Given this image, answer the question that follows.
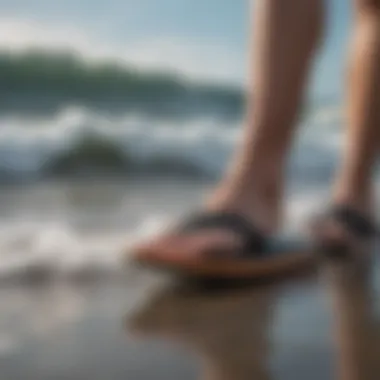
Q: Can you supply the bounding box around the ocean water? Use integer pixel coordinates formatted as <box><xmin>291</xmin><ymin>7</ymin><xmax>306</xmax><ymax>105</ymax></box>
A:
<box><xmin>0</xmin><ymin>51</ymin><xmax>343</xmax><ymax>185</ymax></box>
<box><xmin>0</xmin><ymin>50</ymin><xmax>363</xmax><ymax>283</ymax></box>
<box><xmin>0</xmin><ymin>98</ymin><xmax>351</xmax><ymax>283</ymax></box>
<box><xmin>0</xmin><ymin>102</ymin><xmax>342</xmax><ymax>181</ymax></box>
<box><xmin>2</xmin><ymin>85</ymin><xmax>380</xmax><ymax>380</ymax></box>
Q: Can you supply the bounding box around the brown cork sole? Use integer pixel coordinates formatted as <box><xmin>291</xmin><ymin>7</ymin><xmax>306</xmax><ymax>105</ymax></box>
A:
<box><xmin>132</xmin><ymin>249</ymin><xmax>316</xmax><ymax>279</ymax></box>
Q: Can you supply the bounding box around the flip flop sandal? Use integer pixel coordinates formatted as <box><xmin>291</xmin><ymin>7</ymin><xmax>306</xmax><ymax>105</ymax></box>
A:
<box><xmin>311</xmin><ymin>205</ymin><xmax>378</xmax><ymax>260</ymax></box>
<box><xmin>133</xmin><ymin>211</ymin><xmax>314</xmax><ymax>280</ymax></box>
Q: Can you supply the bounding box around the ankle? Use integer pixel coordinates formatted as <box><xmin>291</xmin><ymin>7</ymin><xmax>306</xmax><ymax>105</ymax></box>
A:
<box><xmin>212</xmin><ymin>173</ymin><xmax>283</xmax><ymax>206</ymax></box>
<box><xmin>206</xmin><ymin>177</ymin><xmax>284</xmax><ymax>234</ymax></box>
<box><xmin>333</xmin><ymin>188</ymin><xmax>374</xmax><ymax>216</ymax></box>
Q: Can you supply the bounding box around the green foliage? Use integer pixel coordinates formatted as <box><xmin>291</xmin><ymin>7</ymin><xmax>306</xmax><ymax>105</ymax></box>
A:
<box><xmin>0</xmin><ymin>49</ymin><xmax>242</xmax><ymax>107</ymax></box>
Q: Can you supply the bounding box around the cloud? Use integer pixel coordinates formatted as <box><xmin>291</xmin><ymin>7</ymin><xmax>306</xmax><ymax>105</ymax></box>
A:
<box><xmin>0</xmin><ymin>17</ymin><xmax>245</xmax><ymax>84</ymax></box>
<box><xmin>0</xmin><ymin>18</ymin><xmax>89</xmax><ymax>52</ymax></box>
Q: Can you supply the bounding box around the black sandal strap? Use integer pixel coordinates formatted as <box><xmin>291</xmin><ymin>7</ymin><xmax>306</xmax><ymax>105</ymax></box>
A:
<box><xmin>178</xmin><ymin>212</ymin><xmax>267</xmax><ymax>256</ymax></box>
<box><xmin>329</xmin><ymin>205</ymin><xmax>377</xmax><ymax>239</ymax></box>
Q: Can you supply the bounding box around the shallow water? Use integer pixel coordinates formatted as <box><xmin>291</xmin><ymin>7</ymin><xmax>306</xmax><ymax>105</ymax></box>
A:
<box><xmin>0</xmin><ymin>258</ymin><xmax>379</xmax><ymax>380</ymax></box>
<box><xmin>0</xmin><ymin>177</ymin><xmax>334</xmax><ymax>282</ymax></box>
<box><xmin>0</xmin><ymin>178</ymin><xmax>379</xmax><ymax>379</ymax></box>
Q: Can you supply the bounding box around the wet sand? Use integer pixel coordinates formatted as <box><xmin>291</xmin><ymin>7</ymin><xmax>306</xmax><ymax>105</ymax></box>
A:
<box><xmin>0</xmin><ymin>257</ymin><xmax>379</xmax><ymax>380</ymax></box>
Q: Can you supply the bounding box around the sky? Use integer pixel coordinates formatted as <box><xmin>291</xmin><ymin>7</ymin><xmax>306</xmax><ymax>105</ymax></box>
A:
<box><xmin>0</xmin><ymin>0</ymin><xmax>351</xmax><ymax>99</ymax></box>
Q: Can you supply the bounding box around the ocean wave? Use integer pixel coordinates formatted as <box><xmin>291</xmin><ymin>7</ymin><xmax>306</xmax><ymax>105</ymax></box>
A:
<box><xmin>0</xmin><ymin>131</ymin><xmax>210</xmax><ymax>180</ymax></box>
<box><xmin>0</xmin><ymin>104</ymin><xmax>343</xmax><ymax>182</ymax></box>
<box><xmin>0</xmin><ymin>188</ymin><xmax>330</xmax><ymax>284</ymax></box>
<box><xmin>44</xmin><ymin>135</ymin><xmax>130</xmax><ymax>176</ymax></box>
<box><xmin>0</xmin><ymin>221</ymin><xmax>127</xmax><ymax>284</ymax></box>
<box><xmin>44</xmin><ymin>135</ymin><xmax>208</xmax><ymax>178</ymax></box>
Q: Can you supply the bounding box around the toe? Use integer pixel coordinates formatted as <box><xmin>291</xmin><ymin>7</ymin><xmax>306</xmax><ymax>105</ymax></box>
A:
<box><xmin>134</xmin><ymin>230</ymin><xmax>243</xmax><ymax>265</ymax></box>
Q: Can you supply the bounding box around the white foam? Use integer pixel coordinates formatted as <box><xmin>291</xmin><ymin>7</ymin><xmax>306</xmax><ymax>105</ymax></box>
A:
<box><xmin>0</xmin><ymin>101</ymin><xmax>348</xmax><ymax>280</ymax></box>
<box><xmin>0</xmin><ymin>103</ymin><xmax>343</xmax><ymax>179</ymax></box>
<box><xmin>0</xmin><ymin>221</ymin><xmax>131</xmax><ymax>282</ymax></box>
